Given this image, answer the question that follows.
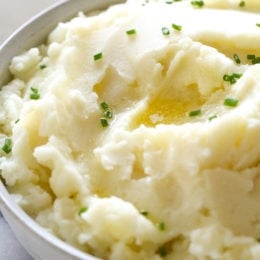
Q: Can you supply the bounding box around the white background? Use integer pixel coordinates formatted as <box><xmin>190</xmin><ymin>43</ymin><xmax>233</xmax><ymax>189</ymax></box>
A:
<box><xmin>0</xmin><ymin>1</ymin><xmax>59</xmax><ymax>259</ymax></box>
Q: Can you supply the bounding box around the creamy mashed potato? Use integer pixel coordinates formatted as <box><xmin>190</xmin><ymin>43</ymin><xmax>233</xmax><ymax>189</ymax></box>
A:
<box><xmin>0</xmin><ymin>0</ymin><xmax>260</xmax><ymax>259</ymax></box>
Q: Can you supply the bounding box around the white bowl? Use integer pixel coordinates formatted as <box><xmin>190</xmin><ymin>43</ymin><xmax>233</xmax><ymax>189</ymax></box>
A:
<box><xmin>0</xmin><ymin>0</ymin><xmax>124</xmax><ymax>259</ymax></box>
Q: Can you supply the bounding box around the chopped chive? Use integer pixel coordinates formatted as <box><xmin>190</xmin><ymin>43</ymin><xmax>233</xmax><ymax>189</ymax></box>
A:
<box><xmin>252</xmin><ymin>57</ymin><xmax>260</xmax><ymax>64</ymax></box>
<box><xmin>39</xmin><ymin>64</ymin><xmax>47</xmax><ymax>70</ymax></box>
<box><xmin>2</xmin><ymin>138</ymin><xmax>12</xmax><ymax>154</ymax></box>
<box><xmin>104</xmin><ymin>110</ymin><xmax>113</xmax><ymax>119</ymax></box>
<box><xmin>189</xmin><ymin>109</ymin><xmax>201</xmax><ymax>117</ymax></box>
<box><xmin>233</xmin><ymin>54</ymin><xmax>241</xmax><ymax>64</ymax></box>
<box><xmin>14</xmin><ymin>119</ymin><xmax>20</xmax><ymax>124</ymax></box>
<box><xmin>246</xmin><ymin>54</ymin><xmax>260</xmax><ymax>64</ymax></box>
<box><xmin>140</xmin><ymin>210</ymin><xmax>149</xmax><ymax>217</ymax></box>
<box><xmin>191</xmin><ymin>0</ymin><xmax>204</xmax><ymax>7</ymax></box>
<box><xmin>224</xmin><ymin>98</ymin><xmax>239</xmax><ymax>107</ymax></box>
<box><xmin>157</xmin><ymin>222</ymin><xmax>166</xmax><ymax>231</ymax></box>
<box><xmin>223</xmin><ymin>74</ymin><xmax>231</xmax><ymax>82</ymax></box>
<box><xmin>93</xmin><ymin>52</ymin><xmax>103</xmax><ymax>61</ymax></box>
<box><xmin>247</xmin><ymin>54</ymin><xmax>255</xmax><ymax>60</ymax></box>
<box><xmin>78</xmin><ymin>207</ymin><xmax>88</xmax><ymax>216</ymax></box>
<box><xmin>165</xmin><ymin>0</ymin><xmax>173</xmax><ymax>4</ymax></box>
<box><xmin>99</xmin><ymin>101</ymin><xmax>113</xmax><ymax>127</ymax></box>
<box><xmin>126</xmin><ymin>29</ymin><xmax>136</xmax><ymax>35</ymax></box>
<box><xmin>229</xmin><ymin>77</ymin><xmax>237</xmax><ymax>84</ymax></box>
<box><xmin>100</xmin><ymin>101</ymin><xmax>109</xmax><ymax>111</ymax></box>
<box><xmin>256</xmin><ymin>23</ymin><xmax>260</xmax><ymax>27</ymax></box>
<box><xmin>208</xmin><ymin>115</ymin><xmax>217</xmax><ymax>121</ymax></box>
<box><xmin>223</xmin><ymin>73</ymin><xmax>242</xmax><ymax>84</ymax></box>
<box><xmin>172</xmin><ymin>23</ymin><xmax>182</xmax><ymax>31</ymax></box>
<box><xmin>161</xmin><ymin>27</ymin><xmax>170</xmax><ymax>35</ymax></box>
<box><xmin>239</xmin><ymin>1</ymin><xmax>245</xmax><ymax>7</ymax></box>
<box><xmin>30</xmin><ymin>87</ymin><xmax>40</xmax><ymax>100</ymax></box>
<box><xmin>232</xmin><ymin>73</ymin><xmax>242</xmax><ymax>79</ymax></box>
<box><xmin>100</xmin><ymin>118</ymin><xmax>109</xmax><ymax>127</ymax></box>
<box><xmin>158</xmin><ymin>246</ymin><xmax>168</xmax><ymax>257</ymax></box>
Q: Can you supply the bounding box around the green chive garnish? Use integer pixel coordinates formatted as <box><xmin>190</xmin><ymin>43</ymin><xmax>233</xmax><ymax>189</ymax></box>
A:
<box><xmin>224</xmin><ymin>98</ymin><xmax>239</xmax><ymax>107</ymax></box>
<box><xmin>172</xmin><ymin>23</ymin><xmax>182</xmax><ymax>31</ymax></box>
<box><xmin>93</xmin><ymin>52</ymin><xmax>103</xmax><ymax>61</ymax></box>
<box><xmin>233</xmin><ymin>54</ymin><xmax>241</xmax><ymax>64</ymax></box>
<box><xmin>161</xmin><ymin>27</ymin><xmax>170</xmax><ymax>35</ymax></box>
<box><xmin>100</xmin><ymin>101</ymin><xmax>109</xmax><ymax>111</ymax></box>
<box><xmin>157</xmin><ymin>222</ymin><xmax>166</xmax><ymax>231</ymax></box>
<box><xmin>2</xmin><ymin>138</ymin><xmax>12</xmax><ymax>154</ymax></box>
<box><xmin>191</xmin><ymin>0</ymin><xmax>204</xmax><ymax>7</ymax></box>
<box><xmin>39</xmin><ymin>64</ymin><xmax>47</xmax><ymax>70</ymax></box>
<box><xmin>100</xmin><ymin>118</ymin><xmax>109</xmax><ymax>127</ymax></box>
<box><xmin>126</xmin><ymin>29</ymin><xmax>136</xmax><ymax>35</ymax></box>
<box><xmin>239</xmin><ymin>1</ymin><xmax>245</xmax><ymax>7</ymax></box>
<box><xmin>158</xmin><ymin>246</ymin><xmax>168</xmax><ymax>257</ymax></box>
<box><xmin>223</xmin><ymin>73</ymin><xmax>242</xmax><ymax>84</ymax></box>
<box><xmin>256</xmin><ymin>23</ymin><xmax>260</xmax><ymax>27</ymax></box>
<box><xmin>99</xmin><ymin>101</ymin><xmax>113</xmax><ymax>127</ymax></box>
<box><xmin>189</xmin><ymin>109</ymin><xmax>201</xmax><ymax>117</ymax></box>
<box><xmin>208</xmin><ymin>115</ymin><xmax>217</xmax><ymax>121</ymax></box>
<box><xmin>247</xmin><ymin>54</ymin><xmax>260</xmax><ymax>64</ymax></box>
<box><xmin>140</xmin><ymin>210</ymin><xmax>149</xmax><ymax>217</ymax></box>
<box><xmin>104</xmin><ymin>110</ymin><xmax>113</xmax><ymax>119</ymax></box>
<box><xmin>247</xmin><ymin>54</ymin><xmax>255</xmax><ymax>60</ymax></box>
<box><xmin>252</xmin><ymin>57</ymin><xmax>260</xmax><ymax>64</ymax></box>
<box><xmin>78</xmin><ymin>207</ymin><xmax>88</xmax><ymax>216</ymax></box>
<box><xmin>30</xmin><ymin>87</ymin><xmax>40</xmax><ymax>100</ymax></box>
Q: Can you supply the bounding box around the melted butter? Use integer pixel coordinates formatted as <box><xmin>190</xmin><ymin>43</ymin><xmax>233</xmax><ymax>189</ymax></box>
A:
<box><xmin>130</xmin><ymin>84</ymin><xmax>206</xmax><ymax>128</ymax></box>
<box><xmin>137</xmin><ymin>98</ymin><xmax>189</xmax><ymax>126</ymax></box>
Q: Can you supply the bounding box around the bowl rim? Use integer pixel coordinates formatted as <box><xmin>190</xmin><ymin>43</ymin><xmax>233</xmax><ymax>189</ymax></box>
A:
<box><xmin>0</xmin><ymin>0</ymin><xmax>124</xmax><ymax>259</ymax></box>
<box><xmin>0</xmin><ymin>0</ymin><xmax>125</xmax><ymax>86</ymax></box>
<box><xmin>0</xmin><ymin>181</ymin><xmax>98</xmax><ymax>260</ymax></box>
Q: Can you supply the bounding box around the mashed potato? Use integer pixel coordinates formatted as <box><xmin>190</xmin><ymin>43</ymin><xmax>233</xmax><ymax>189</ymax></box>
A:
<box><xmin>0</xmin><ymin>0</ymin><xmax>260</xmax><ymax>259</ymax></box>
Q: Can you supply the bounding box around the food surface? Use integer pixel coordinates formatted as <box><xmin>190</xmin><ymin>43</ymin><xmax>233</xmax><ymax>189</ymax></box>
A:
<box><xmin>0</xmin><ymin>0</ymin><xmax>260</xmax><ymax>259</ymax></box>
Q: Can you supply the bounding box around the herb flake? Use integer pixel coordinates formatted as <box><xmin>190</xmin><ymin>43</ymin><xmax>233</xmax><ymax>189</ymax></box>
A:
<box><xmin>233</xmin><ymin>54</ymin><xmax>241</xmax><ymax>64</ymax></box>
<box><xmin>172</xmin><ymin>23</ymin><xmax>182</xmax><ymax>31</ymax></box>
<box><xmin>161</xmin><ymin>27</ymin><xmax>170</xmax><ymax>35</ymax></box>
<box><xmin>239</xmin><ymin>1</ymin><xmax>245</xmax><ymax>7</ymax></box>
<box><xmin>100</xmin><ymin>101</ymin><xmax>109</xmax><ymax>111</ymax></box>
<box><xmin>208</xmin><ymin>115</ymin><xmax>217</xmax><ymax>121</ymax></box>
<box><xmin>157</xmin><ymin>222</ymin><xmax>166</xmax><ymax>231</ymax></box>
<box><xmin>78</xmin><ymin>207</ymin><xmax>88</xmax><ymax>216</ymax></box>
<box><xmin>30</xmin><ymin>87</ymin><xmax>40</xmax><ymax>100</ymax></box>
<box><xmin>99</xmin><ymin>101</ymin><xmax>113</xmax><ymax>127</ymax></box>
<box><xmin>100</xmin><ymin>118</ymin><xmax>109</xmax><ymax>127</ymax></box>
<box><xmin>2</xmin><ymin>138</ymin><xmax>12</xmax><ymax>154</ymax></box>
<box><xmin>140</xmin><ymin>210</ymin><xmax>149</xmax><ymax>217</ymax></box>
<box><xmin>223</xmin><ymin>73</ymin><xmax>242</xmax><ymax>84</ymax></box>
<box><xmin>191</xmin><ymin>0</ymin><xmax>204</xmax><ymax>7</ymax></box>
<box><xmin>224</xmin><ymin>98</ymin><xmax>239</xmax><ymax>107</ymax></box>
<box><xmin>189</xmin><ymin>109</ymin><xmax>202</xmax><ymax>117</ymax></box>
<box><xmin>93</xmin><ymin>52</ymin><xmax>103</xmax><ymax>61</ymax></box>
<box><xmin>126</xmin><ymin>29</ymin><xmax>136</xmax><ymax>35</ymax></box>
<box><xmin>39</xmin><ymin>64</ymin><xmax>47</xmax><ymax>70</ymax></box>
<box><xmin>158</xmin><ymin>246</ymin><xmax>168</xmax><ymax>257</ymax></box>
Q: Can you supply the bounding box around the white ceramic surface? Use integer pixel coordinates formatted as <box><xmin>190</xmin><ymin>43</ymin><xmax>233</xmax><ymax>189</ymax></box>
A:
<box><xmin>0</xmin><ymin>0</ymin><xmax>124</xmax><ymax>259</ymax></box>
<box><xmin>0</xmin><ymin>0</ymin><xmax>59</xmax><ymax>45</ymax></box>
